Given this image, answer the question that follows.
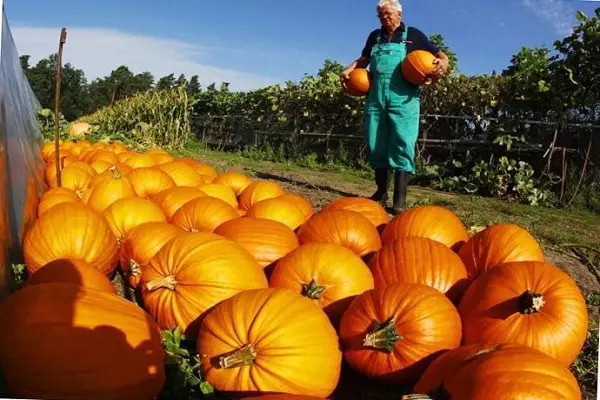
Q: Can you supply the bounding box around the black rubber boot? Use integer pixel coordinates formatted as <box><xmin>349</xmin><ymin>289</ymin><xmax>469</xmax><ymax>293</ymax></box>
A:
<box><xmin>391</xmin><ymin>171</ymin><xmax>410</xmax><ymax>214</ymax></box>
<box><xmin>369</xmin><ymin>168</ymin><xmax>389</xmax><ymax>206</ymax></box>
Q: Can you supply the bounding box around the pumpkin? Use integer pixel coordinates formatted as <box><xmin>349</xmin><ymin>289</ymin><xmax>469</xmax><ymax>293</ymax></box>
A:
<box><xmin>401</xmin><ymin>50</ymin><xmax>437</xmax><ymax>86</ymax></box>
<box><xmin>103</xmin><ymin>197</ymin><xmax>167</xmax><ymax>242</ymax></box>
<box><xmin>339</xmin><ymin>282</ymin><xmax>462</xmax><ymax>384</ymax></box>
<box><xmin>239</xmin><ymin>395</ymin><xmax>324</xmax><ymax>400</ymax></box>
<box><xmin>458</xmin><ymin>223</ymin><xmax>545</xmax><ymax>281</ymax></box>
<box><xmin>89</xmin><ymin>159</ymin><xmax>113</xmax><ymax>174</ymax></box>
<box><xmin>126</xmin><ymin>167</ymin><xmax>176</xmax><ymax>199</ymax></box>
<box><xmin>458</xmin><ymin>261</ymin><xmax>588</xmax><ymax>366</ymax></box>
<box><xmin>68</xmin><ymin>121</ymin><xmax>91</xmax><ymax>136</ymax></box>
<box><xmin>368</xmin><ymin>237</ymin><xmax>468</xmax><ymax>303</ymax></box>
<box><xmin>123</xmin><ymin>153</ymin><xmax>156</xmax><ymax>169</ymax></box>
<box><xmin>120</xmin><ymin>222</ymin><xmax>182</xmax><ymax>289</ymax></box>
<box><xmin>157</xmin><ymin>160</ymin><xmax>207</xmax><ymax>187</ymax></box>
<box><xmin>278</xmin><ymin>193</ymin><xmax>314</xmax><ymax>220</ymax></box>
<box><xmin>246</xmin><ymin>197</ymin><xmax>306</xmax><ymax>231</ymax></box>
<box><xmin>197</xmin><ymin>288</ymin><xmax>342</xmax><ymax>397</ymax></box>
<box><xmin>270</xmin><ymin>242</ymin><xmax>373</xmax><ymax>325</ymax></box>
<box><xmin>297</xmin><ymin>209</ymin><xmax>382</xmax><ymax>258</ymax></box>
<box><xmin>381</xmin><ymin>205</ymin><xmax>469</xmax><ymax>251</ymax></box>
<box><xmin>346</xmin><ymin>68</ymin><xmax>371</xmax><ymax>96</ymax></box>
<box><xmin>214</xmin><ymin>217</ymin><xmax>299</xmax><ymax>269</ymax></box>
<box><xmin>148</xmin><ymin>152</ymin><xmax>174</xmax><ymax>165</ymax></box>
<box><xmin>238</xmin><ymin>180</ymin><xmax>284</xmax><ymax>211</ymax></box>
<box><xmin>85</xmin><ymin>166</ymin><xmax>135</xmax><ymax>213</ymax></box>
<box><xmin>188</xmin><ymin>161</ymin><xmax>219</xmax><ymax>182</ymax></box>
<box><xmin>140</xmin><ymin>232</ymin><xmax>268</xmax><ymax>335</ymax></box>
<box><xmin>23</xmin><ymin>202</ymin><xmax>119</xmax><ymax>276</ymax></box>
<box><xmin>0</xmin><ymin>282</ymin><xmax>165</xmax><ymax>400</ymax></box>
<box><xmin>37</xmin><ymin>187</ymin><xmax>80</xmax><ymax>216</ymax></box>
<box><xmin>49</xmin><ymin>165</ymin><xmax>92</xmax><ymax>196</ymax></box>
<box><xmin>322</xmin><ymin>196</ymin><xmax>389</xmax><ymax>229</ymax></box>
<box><xmin>213</xmin><ymin>171</ymin><xmax>253</xmax><ymax>196</ymax></box>
<box><xmin>27</xmin><ymin>258</ymin><xmax>117</xmax><ymax>294</ymax></box>
<box><xmin>171</xmin><ymin>196</ymin><xmax>240</xmax><ymax>233</ymax></box>
<box><xmin>198</xmin><ymin>183</ymin><xmax>239</xmax><ymax>208</ymax></box>
<box><xmin>407</xmin><ymin>343</ymin><xmax>581</xmax><ymax>400</ymax></box>
<box><xmin>87</xmin><ymin>149</ymin><xmax>119</xmax><ymax>165</ymax></box>
<box><xmin>150</xmin><ymin>186</ymin><xmax>206</xmax><ymax>220</ymax></box>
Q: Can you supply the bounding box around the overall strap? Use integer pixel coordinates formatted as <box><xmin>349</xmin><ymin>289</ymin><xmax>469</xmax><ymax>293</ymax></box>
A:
<box><xmin>401</xmin><ymin>27</ymin><xmax>408</xmax><ymax>42</ymax></box>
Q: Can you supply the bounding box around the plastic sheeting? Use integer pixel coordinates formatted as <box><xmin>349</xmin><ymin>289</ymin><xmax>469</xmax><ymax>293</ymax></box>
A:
<box><xmin>0</xmin><ymin>1</ymin><xmax>45</xmax><ymax>300</ymax></box>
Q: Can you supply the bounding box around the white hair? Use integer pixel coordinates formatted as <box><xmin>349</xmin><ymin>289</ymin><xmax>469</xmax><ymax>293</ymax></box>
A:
<box><xmin>377</xmin><ymin>0</ymin><xmax>402</xmax><ymax>12</ymax></box>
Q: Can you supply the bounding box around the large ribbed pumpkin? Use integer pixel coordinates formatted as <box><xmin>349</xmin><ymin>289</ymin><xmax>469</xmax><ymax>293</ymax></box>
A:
<box><xmin>197</xmin><ymin>288</ymin><xmax>342</xmax><ymax>398</ymax></box>
<box><xmin>246</xmin><ymin>197</ymin><xmax>306</xmax><ymax>231</ymax></box>
<box><xmin>213</xmin><ymin>171</ymin><xmax>253</xmax><ymax>196</ymax></box>
<box><xmin>140</xmin><ymin>232</ymin><xmax>268</xmax><ymax>335</ymax></box>
<box><xmin>171</xmin><ymin>196</ymin><xmax>240</xmax><ymax>233</ymax></box>
<box><xmin>23</xmin><ymin>203</ymin><xmax>119</xmax><ymax>276</ymax></box>
<box><xmin>408</xmin><ymin>343</ymin><xmax>581</xmax><ymax>400</ymax></box>
<box><xmin>157</xmin><ymin>160</ymin><xmax>207</xmax><ymax>187</ymax></box>
<box><xmin>269</xmin><ymin>242</ymin><xmax>374</xmax><ymax>325</ymax></box>
<box><xmin>37</xmin><ymin>187</ymin><xmax>80</xmax><ymax>216</ymax></box>
<box><xmin>381</xmin><ymin>205</ymin><xmax>469</xmax><ymax>251</ymax></box>
<box><xmin>150</xmin><ymin>186</ymin><xmax>206</xmax><ymax>220</ymax></box>
<box><xmin>126</xmin><ymin>167</ymin><xmax>176</xmax><ymax>199</ymax></box>
<box><xmin>278</xmin><ymin>193</ymin><xmax>314</xmax><ymax>221</ymax></box>
<box><xmin>27</xmin><ymin>259</ymin><xmax>117</xmax><ymax>294</ymax></box>
<box><xmin>213</xmin><ymin>217</ymin><xmax>299</xmax><ymax>269</ymax></box>
<box><xmin>84</xmin><ymin>166</ymin><xmax>135</xmax><ymax>213</ymax></box>
<box><xmin>198</xmin><ymin>183</ymin><xmax>239</xmax><ymax>209</ymax></box>
<box><xmin>103</xmin><ymin>197</ymin><xmax>167</xmax><ymax>242</ymax></box>
<box><xmin>339</xmin><ymin>282</ymin><xmax>462</xmax><ymax>385</ymax></box>
<box><xmin>458</xmin><ymin>223</ymin><xmax>545</xmax><ymax>281</ymax></box>
<box><xmin>401</xmin><ymin>50</ymin><xmax>437</xmax><ymax>86</ymax></box>
<box><xmin>368</xmin><ymin>237</ymin><xmax>468</xmax><ymax>303</ymax></box>
<box><xmin>322</xmin><ymin>196</ymin><xmax>389</xmax><ymax>229</ymax></box>
<box><xmin>0</xmin><ymin>282</ymin><xmax>166</xmax><ymax>400</ymax></box>
<box><xmin>297</xmin><ymin>209</ymin><xmax>382</xmax><ymax>258</ymax></box>
<box><xmin>238</xmin><ymin>180</ymin><xmax>284</xmax><ymax>211</ymax></box>
<box><xmin>458</xmin><ymin>261</ymin><xmax>588</xmax><ymax>366</ymax></box>
<box><xmin>120</xmin><ymin>222</ymin><xmax>182</xmax><ymax>289</ymax></box>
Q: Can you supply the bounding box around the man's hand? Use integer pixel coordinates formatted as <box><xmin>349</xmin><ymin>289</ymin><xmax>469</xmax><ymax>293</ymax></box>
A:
<box><xmin>431</xmin><ymin>57</ymin><xmax>449</xmax><ymax>79</ymax></box>
<box><xmin>340</xmin><ymin>68</ymin><xmax>353</xmax><ymax>90</ymax></box>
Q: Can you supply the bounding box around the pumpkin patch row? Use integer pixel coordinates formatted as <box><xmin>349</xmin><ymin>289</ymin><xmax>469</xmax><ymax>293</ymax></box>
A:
<box><xmin>0</xmin><ymin>138</ymin><xmax>588</xmax><ymax>399</ymax></box>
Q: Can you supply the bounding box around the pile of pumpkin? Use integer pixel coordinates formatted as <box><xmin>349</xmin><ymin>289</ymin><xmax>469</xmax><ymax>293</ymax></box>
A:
<box><xmin>0</xmin><ymin>138</ymin><xmax>589</xmax><ymax>400</ymax></box>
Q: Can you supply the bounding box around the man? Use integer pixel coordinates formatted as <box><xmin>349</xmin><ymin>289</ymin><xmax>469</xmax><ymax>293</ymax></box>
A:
<box><xmin>341</xmin><ymin>0</ymin><xmax>449</xmax><ymax>214</ymax></box>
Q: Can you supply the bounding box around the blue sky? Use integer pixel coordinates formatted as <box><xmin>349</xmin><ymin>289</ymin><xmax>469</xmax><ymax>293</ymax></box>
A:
<box><xmin>3</xmin><ymin>0</ymin><xmax>599</xmax><ymax>91</ymax></box>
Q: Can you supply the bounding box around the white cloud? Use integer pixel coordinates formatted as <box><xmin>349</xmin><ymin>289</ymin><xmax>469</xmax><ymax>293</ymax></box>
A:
<box><xmin>522</xmin><ymin>0</ymin><xmax>576</xmax><ymax>36</ymax></box>
<box><xmin>8</xmin><ymin>25</ymin><xmax>282</xmax><ymax>92</ymax></box>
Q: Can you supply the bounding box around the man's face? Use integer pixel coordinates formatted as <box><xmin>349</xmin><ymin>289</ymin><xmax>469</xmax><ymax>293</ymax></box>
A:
<box><xmin>377</xmin><ymin>5</ymin><xmax>401</xmax><ymax>31</ymax></box>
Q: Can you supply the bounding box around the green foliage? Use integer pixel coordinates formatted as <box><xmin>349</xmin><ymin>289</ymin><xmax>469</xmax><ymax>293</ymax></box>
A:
<box><xmin>80</xmin><ymin>86</ymin><xmax>195</xmax><ymax>150</ymax></box>
<box><xmin>36</xmin><ymin>108</ymin><xmax>69</xmax><ymax>141</ymax></box>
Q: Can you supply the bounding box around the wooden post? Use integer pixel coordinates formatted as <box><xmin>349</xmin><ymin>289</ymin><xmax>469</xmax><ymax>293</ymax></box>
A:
<box><xmin>53</xmin><ymin>27</ymin><xmax>67</xmax><ymax>188</ymax></box>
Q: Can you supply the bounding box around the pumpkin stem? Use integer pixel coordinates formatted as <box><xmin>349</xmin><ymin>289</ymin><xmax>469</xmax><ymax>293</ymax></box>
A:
<box><xmin>145</xmin><ymin>275</ymin><xmax>177</xmax><ymax>291</ymax></box>
<box><xmin>217</xmin><ymin>344</ymin><xmax>257</xmax><ymax>369</ymax></box>
<box><xmin>301</xmin><ymin>279</ymin><xmax>327</xmax><ymax>300</ymax></box>
<box><xmin>128</xmin><ymin>259</ymin><xmax>141</xmax><ymax>277</ymax></box>
<box><xmin>109</xmin><ymin>165</ymin><xmax>122</xmax><ymax>179</ymax></box>
<box><xmin>518</xmin><ymin>290</ymin><xmax>545</xmax><ymax>314</ymax></box>
<box><xmin>363</xmin><ymin>317</ymin><xmax>401</xmax><ymax>353</ymax></box>
<box><xmin>401</xmin><ymin>396</ymin><xmax>432</xmax><ymax>400</ymax></box>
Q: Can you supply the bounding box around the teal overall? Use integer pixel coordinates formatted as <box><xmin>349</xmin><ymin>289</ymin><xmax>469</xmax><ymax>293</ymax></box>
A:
<box><xmin>364</xmin><ymin>29</ymin><xmax>420</xmax><ymax>173</ymax></box>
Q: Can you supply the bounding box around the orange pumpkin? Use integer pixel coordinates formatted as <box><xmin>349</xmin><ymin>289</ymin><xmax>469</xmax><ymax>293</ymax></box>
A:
<box><xmin>140</xmin><ymin>232</ymin><xmax>268</xmax><ymax>335</ymax></box>
<box><xmin>409</xmin><ymin>343</ymin><xmax>581</xmax><ymax>400</ymax></box>
<box><xmin>213</xmin><ymin>170</ymin><xmax>253</xmax><ymax>196</ymax></box>
<box><xmin>49</xmin><ymin>165</ymin><xmax>92</xmax><ymax>196</ymax></box>
<box><xmin>170</xmin><ymin>196</ymin><xmax>240</xmax><ymax>233</ymax></box>
<box><xmin>37</xmin><ymin>187</ymin><xmax>80</xmax><ymax>217</ymax></box>
<box><xmin>198</xmin><ymin>183</ymin><xmax>238</xmax><ymax>208</ymax></box>
<box><xmin>197</xmin><ymin>288</ymin><xmax>342</xmax><ymax>397</ymax></box>
<box><xmin>381</xmin><ymin>205</ymin><xmax>469</xmax><ymax>251</ymax></box>
<box><xmin>368</xmin><ymin>237</ymin><xmax>468</xmax><ymax>303</ymax></box>
<box><xmin>458</xmin><ymin>261</ymin><xmax>588</xmax><ymax>366</ymax></box>
<box><xmin>246</xmin><ymin>197</ymin><xmax>306</xmax><ymax>231</ymax></box>
<box><xmin>297</xmin><ymin>209</ymin><xmax>382</xmax><ymax>258</ymax></box>
<box><xmin>84</xmin><ymin>166</ymin><xmax>135</xmax><ymax>213</ymax></box>
<box><xmin>102</xmin><ymin>197</ymin><xmax>167</xmax><ymax>242</ymax></box>
<box><xmin>339</xmin><ymin>282</ymin><xmax>462</xmax><ymax>384</ymax></box>
<box><xmin>346</xmin><ymin>68</ymin><xmax>371</xmax><ymax>96</ymax></box>
<box><xmin>238</xmin><ymin>180</ymin><xmax>284</xmax><ymax>211</ymax></box>
<box><xmin>89</xmin><ymin>160</ymin><xmax>113</xmax><ymax>174</ymax></box>
<box><xmin>126</xmin><ymin>167</ymin><xmax>176</xmax><ymax>199</ymax></box>
<box><xmin>150</xmin><ymin>186</ymin><xmax>206</xmax><ymax>220</ymax></box>
<box><xmin>122</xmin><ymin>153</ymin><xmax>156</xmax><ymax>169</ymax></box>
<box><xmin>120</xmin><ymin>222</ymin><xmax>182</xmax><ymax>289</ymax></box>
<box><xmin>157</xmin><ymin>160</ymin><xmax>207</xmax><ymax>187</ymax></box>
<box><xmin>322</xmin><ymin>196</ymin><xmax>389</xmax><ymax>229</ymax></box>
<box><xmin>401</xmin><ymin>50</ymin><xmax>437</xmax><ymax>86</ymax></box>
<box><xmin>270</xmin><ymin>242</ymin><xmax>373</xmax><ymax>325</ymax></box>
<box><xmin>23</xmin><ymin>203</ymin><xmax>119</xmax><ymax>276</ymax></box>
<box><xmin>458</xmin><ymin>223</ymin><xmax>545</xmax><ymax>281</ymax></box>
<box><xmin>0</xmin><ymin>282</ymin><xmax>165</xmax><ymax>400</ymax></box>
<box><xmin>27</xmin><ymin>258</ymin><xmax>117</xmax><ymax>294</ymax></box>
<box><xmin>278</xmin><ymin>193</ymin><xmax>314</xmax><ymax>220</ymax></box>
<box><xmin>214</xmin><ymin>217</ymin><xmax>299</xmax><ymax>269</ymax></box>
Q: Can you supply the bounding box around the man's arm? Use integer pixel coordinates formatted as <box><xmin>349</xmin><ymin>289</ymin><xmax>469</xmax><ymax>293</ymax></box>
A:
<box><xmin>340</xmin><ymin>31</ymin><xmax>376</xmax><ymax>89</ymax></box>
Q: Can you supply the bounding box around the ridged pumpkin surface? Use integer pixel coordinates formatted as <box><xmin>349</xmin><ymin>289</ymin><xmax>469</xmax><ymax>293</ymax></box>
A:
<box><xmin>213</xmin><ymin>171</ymin><xmax>253</xmax><ymax>196</ymax></box>
<box><xmin>170</xmin><ymin>196</ymin><xmax>240</xmax><ymax>233</ymax></box>
<box><xmin>103</xmin><ymin>197</ymin><xmax>167</xmax><ymax>241</ymax></box>
<box><xmin>150</xmin><ymin>186</ymin><xmax>206</xmax><ymax>220</ymax></box>
<box><xmin>322</xmin><ymin>197</ymin><xmax>389</xmax><ymax>229</ymax></box>
<box><xmin>27</xmin><ymin>259</ymin><xmax>117</xmax><ymax>294</ymax></box>
<box><xmin>126</xmin><ymin>167</ymin><xmax>176</xmax><ymax>199</ymax></box>
<box><xmin>238</xmin><ymin>180</ymin><xmax>284</xmax><ymax>211</ymax></box>
<box><xmin>246</xmin><ymin>197</ymin><xmax>306</xmax><ymax>231</ymax></box>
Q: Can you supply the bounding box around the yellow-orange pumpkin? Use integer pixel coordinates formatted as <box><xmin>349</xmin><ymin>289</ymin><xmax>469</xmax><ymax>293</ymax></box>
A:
<box><xmin>401</xmin><ymin>50</ymin><xmax>437</xmax><ymax>86</ymax></box>
<box><xmin>322</xmin><ymin>196</ymin><xmax>389</xmax><ymax>229</ymax></box>
<box><xmin>238</xmin><ymin>180</ymin><xmax>284</xmax><ymax>211</ymax></box>
<box><xmin>346</xmin><ymin>68</ymin><xmax>371</xmax><ymax>96</ymax></box>
<box><xmin>170</xmin><ymin>196</ymin><xmax>240</xmax><ymax>233</ymax></box>
<box><xmin>102</xmin><ymin>197</ymin><xmax>167</xmax><ymax>242</ymax></box>
<box><xmin>27</xmin><ymin>258</ymin><xmax>117</xmax><ymax>294</ymax></box>
<box><xmin>246</xmin><ymin>197</ymin><xmax>306</xmax><ymax>231</ymax></box>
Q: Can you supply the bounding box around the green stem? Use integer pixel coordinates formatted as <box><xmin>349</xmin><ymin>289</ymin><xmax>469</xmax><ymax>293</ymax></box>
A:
<box><xmin>363</xmin><ymin>317</ymin><xmax>401</xmax><ymax>353</ymax></box>
<box><xmin>109</xmin><ymin>165</ymin><xmax>122</xmax><ymax>179</ymax></box>
<box><xmin>301</xmin><ymin>279</ymin><xmax>327</xmax><ymax>300</ymax></box>
<box><xmin>218</xmin><ymin>344</ymin><xmax>257</xmax><ymax>369</ymax></box>
<box><xmin>518</xmin><ymin>290</ymin><xmax>545</xmax><ymax>314</ymax></box>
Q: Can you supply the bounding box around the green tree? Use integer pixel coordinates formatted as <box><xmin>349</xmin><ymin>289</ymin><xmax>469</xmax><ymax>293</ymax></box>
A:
<box><xmin>87</xmin><ymin>66</ymin><xmax>154</xmax><ymax>110</ymax></box>
<box><xmin>187</xmin><ymin>75</ymin><xmax>201</xmax><ymax>97</ymax></box>
<box><xmin>156</xmin><ymin>73</ymin><xmax>176</xmax><ymax>90</ymax></box>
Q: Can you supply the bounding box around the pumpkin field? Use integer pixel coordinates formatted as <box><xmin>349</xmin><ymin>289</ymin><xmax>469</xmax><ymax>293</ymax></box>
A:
<box><xmin>0</xmin><ymin>134</ymin><xmax>597</xmax><ymax>400</ymax></box>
